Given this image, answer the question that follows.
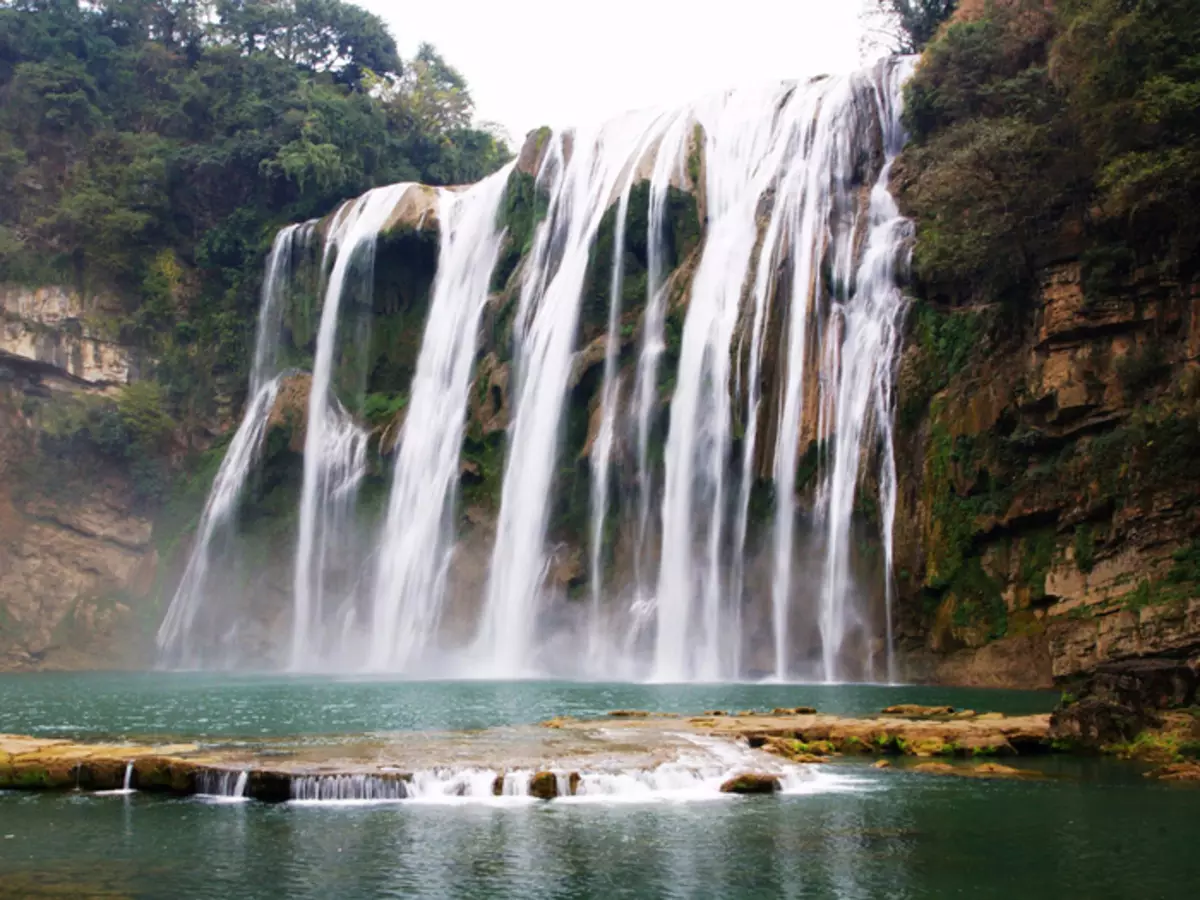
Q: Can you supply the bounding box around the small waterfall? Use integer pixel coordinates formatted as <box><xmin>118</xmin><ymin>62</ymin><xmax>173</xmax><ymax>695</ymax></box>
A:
<box><xmin>157</xmin><ymin>223</ymin><xmax>314</xmax><ymax>666</ymax></box>
<box><xmin>123</xmin><ymin>762</ymin><xmax>133</xmax><ymax>791</ymax></box>
<box><xmin>473</xmin><ymin>112</ymin><xmax>667</xmax><ymax>675</ymax></box>
<box><xmin>367</xmin><ymin>167</ymin><xmax>513</xmax><ymax>672</ymax></box>
<box><xmin>291</xmin><ymin>774</ymin><xmax>408</xmax><ymax>802</ymax></box>
<box><xmin>291</xmin><ymin>183</ymin><xmax>414</xmax><ymax>668</ymax></box>
<box><xmin>197</xmin><ymin>769</ymin><xmax>249</xmax><ymax>800</ymax></box>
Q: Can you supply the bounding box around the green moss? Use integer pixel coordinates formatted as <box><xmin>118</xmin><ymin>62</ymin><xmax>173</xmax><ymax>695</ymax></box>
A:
<box><xmin>1073</xmin><ymin>524</ymin><xmax>1096</xmax><ymax>574</ymax></box>
<box><xmin>460</xmin><ymin>432</ymin><xmax>507</xmax><ymax>510</ymax></box>
<box><xmin>362</xmin><ymin>391</ymin><xmax>408</xmax><ymax>429</ymax></box>
<box><xmin>899</xmin><ymin>303</ymin><xmax>986</xmax><ymax>429</ymax></box>
<box><xmin>1019</xmin><ymin>529</ymin><xmax>1056</xmax><ymax>602</ymax></box>
<box><xmin>687</xmin><ymin>124</ymin><xmax>704</xmax><ymax>188</ymax></box>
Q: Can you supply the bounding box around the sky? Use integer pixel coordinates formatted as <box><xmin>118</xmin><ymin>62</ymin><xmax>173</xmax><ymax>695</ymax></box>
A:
<box><xmin>359</xmin><ymin>0</ymin><xmax>873</xmax><ymax>144</ymax></box>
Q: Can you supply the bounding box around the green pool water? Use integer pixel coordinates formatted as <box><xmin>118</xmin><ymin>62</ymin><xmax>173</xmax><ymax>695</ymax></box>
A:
<box><xmin>0</xmin><ymin>673</ymin><xmax>1056</xmax><ymax>741</ymax></box>
<box><xmin>2</xmin><ymin>675</ymin><xmax>1195</xmax><ymax>899</ymax></box>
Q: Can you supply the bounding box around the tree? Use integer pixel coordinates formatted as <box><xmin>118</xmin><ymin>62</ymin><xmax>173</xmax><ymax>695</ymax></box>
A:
<box><xmin>866</xmin><ymin>0</ymin><xmax>959</xmax><ymax>54</ymax></box>
<box><xmin>213</xmin><ymin>0</ymin><xmax>400</xmax><ymax>87</ymax></box>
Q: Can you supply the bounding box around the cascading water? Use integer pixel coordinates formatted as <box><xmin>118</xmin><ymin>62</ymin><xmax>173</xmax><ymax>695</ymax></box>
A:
<box><xmin>290</xmin><ymin>183</ymin><xmax>414</xmax><ymax>669</ymax></box>
<box><xmin>814</xmin><ymin>59</ymin><xmax>916</xmax><ymax>683</ymax></box>
<box><xmin>366</xmin><ymin>167</ymin><xmax>513</xmax><ymax>672</ymax></box>
<box><xmin>472</xmin><ymin>112</ymin><xmax>668</xmax><ymax>675</ymax></box>
<box><xmin>161</xmin><ymin>57</ymin><xmax>915</xmax><ymax>683</ymax></box>
<box><xmin>157</xmin><ymin>222</ymin><xmax>314</xmax><ymax>667</ymax></box>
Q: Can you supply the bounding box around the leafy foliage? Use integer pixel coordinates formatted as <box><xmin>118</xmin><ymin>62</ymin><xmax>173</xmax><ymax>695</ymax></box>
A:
<box><xmin>897</xmin><ymin>0</ymin><xmax>1200</xmax><ymax>305</ymax></box>
<box><xmin>0</xmin><ymin>0</ymin><xmax>509</xmax><ymax>430</ymax></box>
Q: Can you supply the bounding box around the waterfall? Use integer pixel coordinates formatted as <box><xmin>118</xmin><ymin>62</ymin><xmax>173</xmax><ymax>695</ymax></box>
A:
<box><xmin>367</xmin><ymin>166</ymin><xmax>513</xmax><ymax>672</ymax></box>
<box><xmin>629</xmin><ymin>113</ymin><xmax>693</xmax><ymax>642</ymax></box>
<box><xmin>160</xmin><ymin>58</ymin><xmax>915</xmax><ymax>683</ymax></box>
<box><xmin>157</xmin><ymin>222</ymin><xmax>314</xmax><ymax>667</ymax></box>
<box><xmin>291</xmin><ymin>183</ymin><xmax>415</xmax><ymax>669</ymax></box>
<box><xmin>815</xmin><ymin>59</ymin><xmax>915</xmax><ymax>682</ymax></box>
<box><xmin>472</xmin><ymin>112</ymin><xmax>667</xmax><ymax>676</ymax></box>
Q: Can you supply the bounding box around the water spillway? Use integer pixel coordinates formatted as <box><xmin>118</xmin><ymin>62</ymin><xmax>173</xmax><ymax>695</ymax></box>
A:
<box><xmin>158</xmin><ymin>57</ymin><xmax>915</xmax><ymax>682</ymax></box>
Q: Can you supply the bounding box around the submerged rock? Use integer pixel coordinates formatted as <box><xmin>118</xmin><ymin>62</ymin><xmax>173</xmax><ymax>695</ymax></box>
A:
<box><xmin>607</xmin><ymin>710</ymin><xmax>651</xmax><ymax>718</ymax></box>
<box><xmin>1145</xmin><ymin>762</ymin><xmax>1200</xmax><ymax>782</ymax></box>
<box><xmin>881</xmin><ymin>705</ymin><xmax>955</xmax><ymax>717</ymax></box>
<box><xmin>719</xmin><ymin>773</ymin><xmax>781</xmax><ymax>794</ymax></box>
<box><xmin>912</xmin><ymin>762</ymin><xmax>1035</xmax><ymax>780</ymax></box>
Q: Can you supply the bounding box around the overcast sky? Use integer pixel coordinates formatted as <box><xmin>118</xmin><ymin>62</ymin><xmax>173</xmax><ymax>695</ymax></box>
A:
<box><xmin>359</xmin><ymin>0</ymin><xmax>874</xmax><ymax>143</ymax></box>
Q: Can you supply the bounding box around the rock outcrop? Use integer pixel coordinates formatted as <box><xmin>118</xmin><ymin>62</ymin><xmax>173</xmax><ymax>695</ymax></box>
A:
<box><xmin>893</xmin><ymin>258</ymin><xmax>1200</xmax><ymax>689</ymax></box>
<box><xmin>0</xmin><ymin>285</ymin><xmax>142</xmax><ymax>386</ymax></box>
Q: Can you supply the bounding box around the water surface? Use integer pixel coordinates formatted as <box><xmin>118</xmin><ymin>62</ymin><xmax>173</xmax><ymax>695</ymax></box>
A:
<box><xmin>0</xmin><ymin>673</ymin><xmax>1056</xmax><ymax>741</ymax></box>
<box><xmin>1</xmin><ymin>759</ymin><xmax>1195</xmax><ymax>899</ymax></box>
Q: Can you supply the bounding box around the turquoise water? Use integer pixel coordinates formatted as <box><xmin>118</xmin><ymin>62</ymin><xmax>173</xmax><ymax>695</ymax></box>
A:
<box><xmin>0</xmin><ymin>673</ymin><xmax>1056</xmax><ymax>741</ymax></box>
<box><xmin>4</xmin><ymin>675</ymin><xmax>1194</xmax><ymax>899</ymax></box>
<box><xmin>1</xmin><ymin>759</ymin><xmax>1196</xmax><ymax>898</ymax></box>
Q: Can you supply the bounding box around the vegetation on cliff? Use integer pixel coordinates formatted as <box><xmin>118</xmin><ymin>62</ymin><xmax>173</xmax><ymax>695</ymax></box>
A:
<box><xmin>893</xmin><ymin>0</ymin><xmax>1200</xmax><ymax>672</ymax></box>
<box><xmin>897</xmin><ymin>0</ymin><xmax>1200</xmax><ymax>304</ymax></box>
<box><xmin>0</xmin><ymin>0</ymin><xmax>508</xmax><ymax>418</ymax></box>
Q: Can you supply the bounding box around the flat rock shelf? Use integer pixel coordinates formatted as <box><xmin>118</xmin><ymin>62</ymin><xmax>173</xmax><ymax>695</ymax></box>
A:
<box><xmin>0</xmin><ymin>708</ymin><xmax>1068</xmax><ymax>803</ymax></box>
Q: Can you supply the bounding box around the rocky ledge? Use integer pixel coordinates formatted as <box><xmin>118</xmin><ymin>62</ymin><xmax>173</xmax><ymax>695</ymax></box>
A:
<box><xmin>5</xmin><ymin>703</ymin><xmax>1197</xmax><ymax>803</ymax></box>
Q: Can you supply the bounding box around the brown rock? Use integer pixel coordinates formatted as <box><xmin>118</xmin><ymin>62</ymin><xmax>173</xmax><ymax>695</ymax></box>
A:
<box><xmin>881</xmin><ymin>705</ymin><xmax>955</xmax><ymax>718</ymax></box>
<box><xmin>1145</xmin><ymin>762</ymin><xmax>1200</xmax><ymax>782</ymax></box>
<box><xmin>529</xmin><ymin>771</ymin><xmax>558</xmax><ymax>800</ymax></box>
<box><xmin>719</xmin><ymin>773</ymin><xmax>781</xmax><ymax>794</ymax></box>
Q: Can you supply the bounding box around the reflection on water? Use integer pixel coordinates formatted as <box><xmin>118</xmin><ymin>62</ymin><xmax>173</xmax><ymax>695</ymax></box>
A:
<box><xmin>1</xmin><ymin>763</ymin><xmax>1197</xmax><ymax>899</ymax></box>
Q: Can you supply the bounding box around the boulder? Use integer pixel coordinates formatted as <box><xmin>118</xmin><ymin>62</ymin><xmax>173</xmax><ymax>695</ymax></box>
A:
<box><xmin>719</xmin><ymin>773</ymin><xmax>781</xmax><ymax>794</ymax></box>
<box><xmin>1051</xmin><ymin>659</ymin><xmax>1197</xmax><ymax>749</ymax></box>
<box><xmin>528</xmin><ymin>771</ymin><xmax>558</xmax><ymax>800</ymax></box>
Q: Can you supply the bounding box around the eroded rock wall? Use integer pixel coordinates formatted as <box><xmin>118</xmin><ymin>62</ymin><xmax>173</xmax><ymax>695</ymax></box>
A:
<box><xmin>894</xmin><ymin>260</ymin><xmax>1200</xmax><ymax>688</ymax></box>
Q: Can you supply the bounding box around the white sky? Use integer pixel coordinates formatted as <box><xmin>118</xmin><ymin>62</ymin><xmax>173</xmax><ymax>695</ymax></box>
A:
<box><xmin>360</xmin><ymin>0</ymin><xmax>873</xmax><ymax>144</ymax></box>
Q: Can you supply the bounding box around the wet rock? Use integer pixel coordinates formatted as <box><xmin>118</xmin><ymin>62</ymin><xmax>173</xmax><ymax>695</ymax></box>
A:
<box><xmin>874</xmin><ymin>759</ymin><xmax>892</xmax><ymax>769</ymax></box>
<box><xmin>1050</xmin><ymin>697</ymin><xmax>1143</xmax><ymax>747</ymax></box>
<box><xmin>913</xmin><ymin>762</ymin><xmax>1034</xmax><ymax>779</ymax></box>
<box><xmin>529</xmin><ymin>771</ymin><xmax>558</xmax><ymax>800</ymax></box>
<box><xmin>1051</xmin><ymin>659</ymin><xmax>1197</xmax><ymax>749</ymax></box>
<box><xmin>492</xmin><ymin>774</ymin><xmax>504</xmax><ymax>796</ymax></box>
<box><xmin>246</xmin><ymin>770</ymin><xmax>292</xmax><ymax>803</ymax></box>
<box><xmin>772</xmin><ymin>706</ymin><xmax>817</xmax><ymax>716</ymax></box>
<box><xmin>1145</xmin><ymin>761</ymin><xmax>1200</xmax><ymax>782</ymax></box>
<box><xmin>132</xmin><ymin>756</ymin><xmax>198</xmax><ymax>794</ymax></box>
<box><xmin>881</xmin><ymin>705</ymin><xmax>955</xmax><ymax>717</ymax></box>
<box><xmin>607</xmin><ymin>710</ymin><xmax>651</xmax><ymax>718</ymax></box>
<box><xmin>704</xmin><ymin>710</ymin><xmax>728</xmax><ymax>717</ymax></box>
<box><xmin>74</xmin><ymin>758</ymin><xmax>129</xmax><ymax>791</ymax></box>
<box><xmin>719</xmin><ymin>773</ymin><xmax>781</xmax><ymax>794</ymax></box>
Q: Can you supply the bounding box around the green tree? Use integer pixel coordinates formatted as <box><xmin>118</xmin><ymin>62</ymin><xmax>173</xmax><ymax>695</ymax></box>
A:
<box><xmin>868</xmin><ymin>0</ymin><xmax>959</xmax><ymax>53</ymax></box>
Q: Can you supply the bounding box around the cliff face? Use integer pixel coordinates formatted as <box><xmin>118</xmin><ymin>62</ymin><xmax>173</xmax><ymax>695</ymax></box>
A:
<box><xmin>0</xmin><ymin>287</ymin><xmax>160</xmax><ymax>669</ymax></box>
<box><xmin>892</xmin><ymin>261</ymin><xmax>1200</xmax><ymax>688</ymax></box>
